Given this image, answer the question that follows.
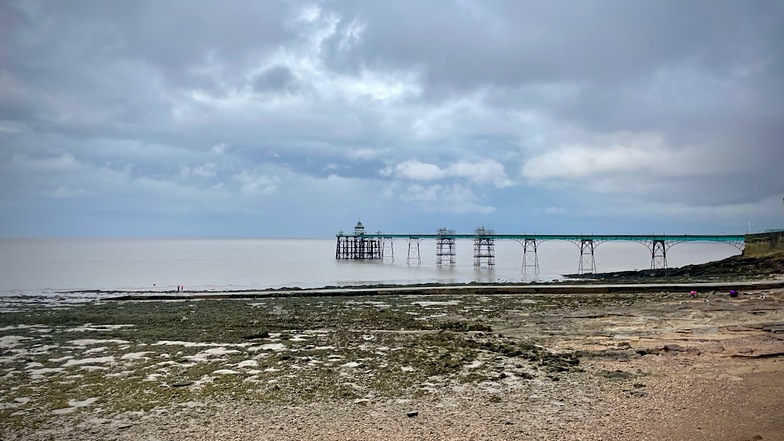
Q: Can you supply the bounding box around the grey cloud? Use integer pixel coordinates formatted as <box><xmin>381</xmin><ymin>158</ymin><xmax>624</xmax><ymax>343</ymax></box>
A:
<box><xmin>253</xmin><ymin>66</ymin><xmax>296</xmax><ymax>92</ymax></box>
<box><xmin>1</xmin><ymin>0</ymin><xmax>782</xmax><ymax>237</ymax></box>
<box><xmin>5</xmin><ymin>1</ymin><xmax>294</xmax><ymax>78</ymax></box>
<box><xmin>333</xmin><ymin>1</ymin><xmax>769</xmax><ymax>88</ymax></box>
<box><xmin>1</xmin><ymin>1</ymin><xmax>297</xmax><ymax>135</ymax></box>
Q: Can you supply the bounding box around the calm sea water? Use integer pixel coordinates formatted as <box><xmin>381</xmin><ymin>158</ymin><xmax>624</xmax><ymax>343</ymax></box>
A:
<box><xmin>0</xmin><ymin>238</ymin><xmax>742</xmax><ymax>296</ymax></box>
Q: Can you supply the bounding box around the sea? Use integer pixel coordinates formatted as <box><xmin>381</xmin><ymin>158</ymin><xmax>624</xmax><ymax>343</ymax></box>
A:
<box><xmin>0</xmin><ymin>238</ymin><xmax>742</xmax><ymax>298</ymax></box>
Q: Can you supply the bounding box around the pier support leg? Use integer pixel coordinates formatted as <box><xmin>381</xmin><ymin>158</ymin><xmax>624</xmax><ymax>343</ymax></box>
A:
<box><xmin>407</xmin><ymin>238</ymin><xmax>422</xmax><ymax>265</ymax></box>
<box><xmin>436</xmin><ymin>228</ymin><xmax>456</xmax><ymax>266</ymax></box>
<box><xmin>521</xmin><ymin>238</ymin><xmax>539</xmax><ymax>276</ymax></box>
<box><xmin>473</xmin><ymin>227</ymin><xmax>495</xmax><ymax>268</ymax></box>
<box><xmin>650</xmin><ymin>239</ymin><xmax>668</xmax><ymax>269</ymax></box>
<box><xmin>578</xmin><ymin>239</ymin><xmax>596</xmax><ymax>274</ymax></box>
<box><xmin>382</xmin><ymin>237</ymin><xmax>395</xmax><ymax>262</ymax></box>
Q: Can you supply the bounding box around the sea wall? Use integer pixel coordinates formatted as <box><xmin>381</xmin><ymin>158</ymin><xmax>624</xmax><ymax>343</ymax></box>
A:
<box><xmin>744</xmin><ymin>231</ymin><xmax>784</xmax><ymax>256</ymax></box>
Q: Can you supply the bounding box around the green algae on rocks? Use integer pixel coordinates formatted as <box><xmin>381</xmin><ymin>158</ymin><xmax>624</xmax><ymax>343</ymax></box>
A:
<box><xmin>0</xmin><ymin>293</ymin><xmax>620</xmax><ymax>430</ymax></box>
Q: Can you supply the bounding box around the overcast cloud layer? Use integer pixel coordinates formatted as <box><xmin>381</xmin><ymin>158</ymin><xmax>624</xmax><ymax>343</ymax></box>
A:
<box><xmin>1</xmin><ymin>0</ymin><xmax>782</xmax><ymax>237</ymax></box>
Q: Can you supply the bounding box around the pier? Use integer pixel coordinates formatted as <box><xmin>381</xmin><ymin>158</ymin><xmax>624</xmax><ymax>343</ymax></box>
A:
<box><xmin>335</xmin><ymin>222</ymin><xmax>746</xmax><ymax>274</ymax></box>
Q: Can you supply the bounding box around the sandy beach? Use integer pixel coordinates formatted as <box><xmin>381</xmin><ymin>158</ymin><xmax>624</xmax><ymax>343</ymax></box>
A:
<box><xmin>1</xmin><ymin>280</ymin><xmax>783</xmax><ymax>440</ymax></box>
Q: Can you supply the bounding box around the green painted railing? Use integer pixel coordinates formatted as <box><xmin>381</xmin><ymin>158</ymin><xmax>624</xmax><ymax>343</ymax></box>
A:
<box><xmin>336</xmin><ymin>233</ymin><xmax>745</xmax><ymax>243</ymax></box>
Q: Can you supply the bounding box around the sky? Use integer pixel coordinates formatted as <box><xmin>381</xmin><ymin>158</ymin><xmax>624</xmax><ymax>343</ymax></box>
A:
<box><xmin>1</xmin><ymin>0</ymin><xmax>783</xmax><ymax>238</ymax></box>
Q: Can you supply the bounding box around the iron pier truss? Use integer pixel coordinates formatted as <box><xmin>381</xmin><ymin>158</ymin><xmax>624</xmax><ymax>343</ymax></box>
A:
<box><xmin>335</xmin><ymin>223</ymin><xmax>746</xmax><ymax>274</ymax></box>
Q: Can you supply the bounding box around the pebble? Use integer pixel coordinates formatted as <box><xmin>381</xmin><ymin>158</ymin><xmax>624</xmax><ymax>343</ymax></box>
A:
<box><xmin>629</xmin><ymin>389</ymin><xmax>649</xmax><ymax>397</ymax></box>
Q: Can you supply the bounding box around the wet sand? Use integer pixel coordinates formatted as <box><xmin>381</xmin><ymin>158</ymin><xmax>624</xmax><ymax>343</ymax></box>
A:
<box><xmin>1</xmin><ymin>286</ymin><xmax>782</xmax><ymax>440</ymax></box>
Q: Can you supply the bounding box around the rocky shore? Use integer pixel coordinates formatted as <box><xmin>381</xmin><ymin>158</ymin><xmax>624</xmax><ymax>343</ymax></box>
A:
<box><xmin>566</xmin><ymin>252</ymin><xmax>784</xmax><ymax>282</ymax></box>
<box><xmin>1</xmin><ymin>254</ymin><xmax>783</xmax><ymax>440</ymax></box>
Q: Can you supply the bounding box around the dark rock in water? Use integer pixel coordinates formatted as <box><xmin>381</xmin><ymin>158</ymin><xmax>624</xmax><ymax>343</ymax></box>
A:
<box><xmin>171</xmin><ymin>380</ymin><xmax>194</xmax><ymax>387</ymax></box>
<box><xmin>599</xmin><ymin>369</ymin><xmax>635</xmax><ymax>379</ymax></box>
<box><xmin>436</xmin><ymin>320</ymin><xmax>492</xmax><ymax>332</ymax></box>
<box><xmin>762</xmin><ymin>322</ymin><xmax>784</xmax><ymax>333</ymax></box>
<box><xmin>242</xmin><ymin>331</ymin><xmax>270</xmax><ymax>339</ymax></box>
<box><xmin>577</xmin><ymin>348</ymin><xmax>636</xmax><ymax>361</ymax></box>
<box><xmin>516</xmin><ymin>370</ymin><xmax>536</xmax><ymax>380</ymax></box>
<box><xmin>442</xmin><ymin>358</ymin><xmax>462</xmax><ymax>369</ymax></box>
<box><xmin>663</xmin><ymin>344</ymin><xmax>685</xmax><ymax>352</ymax></box>
<box><xmin>636</xmin><ymin>347</ymin><xmax>663</xmax><ymax>356</ymax></box>
<box><xmin>406</xmin><ymin>411</ymin><xmax>419</xmax><ymax>418</ymax></box>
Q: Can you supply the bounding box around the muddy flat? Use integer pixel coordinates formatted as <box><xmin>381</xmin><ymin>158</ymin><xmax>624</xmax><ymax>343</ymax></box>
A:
<box><xmin>1</xmin><ymin>287</ymin><xmax>782</xmax><ymax>440</ymax></box>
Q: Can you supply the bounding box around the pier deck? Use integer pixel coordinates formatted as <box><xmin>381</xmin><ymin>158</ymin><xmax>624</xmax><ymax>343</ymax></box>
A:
<box><xmin>336</xmin><ymin>222</ymin><xmax>745</xmax><ymax>274</ymax></box>
<box><xmin>355</xmin><ymin>233</ymin><xmax>745</xmax><ymax>242</ymax></box>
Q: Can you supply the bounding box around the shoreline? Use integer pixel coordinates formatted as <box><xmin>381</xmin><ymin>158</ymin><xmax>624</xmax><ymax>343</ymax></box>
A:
<box><xmin>1</xmin><ymin>278</ymin><xmax>780</xmax><ymax>305</ymax></box>
<box><xmin>2</xmin><ymin>280</ymin><xmax>783</xmax><ymax>440</ymax></box>
<box><xmin>5</xmin><ymin>251</ymin><xmax>780</xmax><ymax>302</ymax></box>
<box><xmin>101</xmin><ymin>279</ymin><xmax>784</xmax><ymax>300</ymax></box>
<box><xmin>32</xmin><ymin>252</ymin><xmax>783</xmax><ymax>300</ymax></box>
